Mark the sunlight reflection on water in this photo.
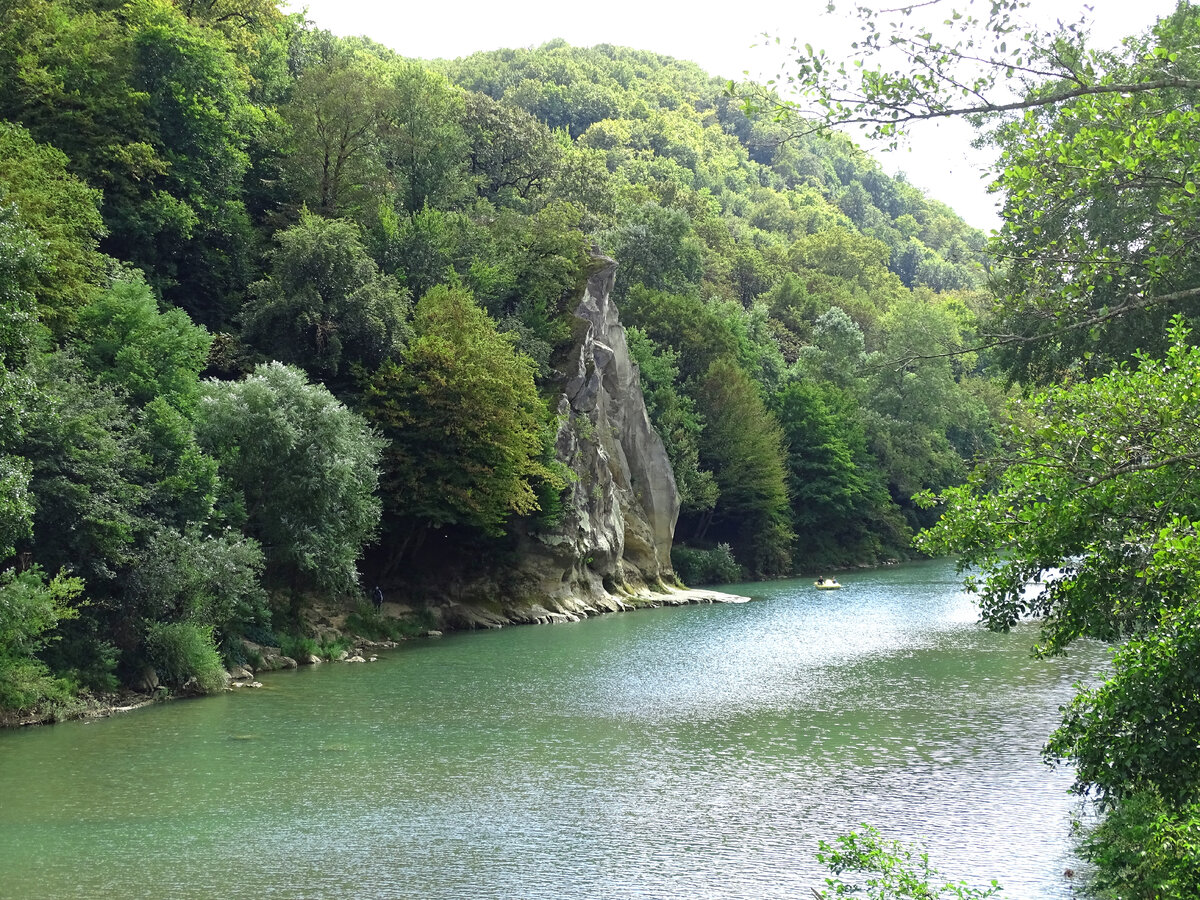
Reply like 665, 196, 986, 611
0, 558, 1109, 899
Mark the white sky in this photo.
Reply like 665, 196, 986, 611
286, 0, 1180, 231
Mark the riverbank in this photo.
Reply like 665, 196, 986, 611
3, 583, 752, 727
422, 584, 752, 630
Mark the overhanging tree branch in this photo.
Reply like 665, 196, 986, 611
760, 77, 1200, 133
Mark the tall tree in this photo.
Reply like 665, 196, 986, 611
362, 286, 565, 552
281, 40, 391, 218
383, 64, 471, 213
0, 199, 44, 560
241, 210, 410, 385
695, 357, 793, 575
462, 91, 562, 206
773, 379, 882, 566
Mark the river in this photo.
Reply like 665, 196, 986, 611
0, 559, 1109, 899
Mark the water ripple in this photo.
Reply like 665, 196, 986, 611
0, 559, 1109, 899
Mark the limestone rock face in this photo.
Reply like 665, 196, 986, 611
511, 257, 680, 609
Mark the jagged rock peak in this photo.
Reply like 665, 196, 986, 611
515, 255, 681, 607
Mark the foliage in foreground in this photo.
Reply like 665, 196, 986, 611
1082, 789, 1200, 900
815, 825, 1002, 900
917, 320, 1200, 883
779, 2, 1200, 893
920, 321, 1200, 802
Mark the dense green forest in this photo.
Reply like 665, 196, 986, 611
5, 0, 1200, 892
0, 0, 1002, 718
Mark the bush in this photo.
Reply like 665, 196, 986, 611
129, 527, 268, 637
143, 621, 227, 694
278, 633, 317, 661
672, 542, 742, 586
0, 566, 83, 711
40, 630, 119, 693
316, 635, 352, 660
1082, 789, 1200, 900
0, 656, 74, 712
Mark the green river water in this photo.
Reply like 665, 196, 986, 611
0, 559, 1110, 899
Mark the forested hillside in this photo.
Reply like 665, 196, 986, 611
0, 0, 1003, 713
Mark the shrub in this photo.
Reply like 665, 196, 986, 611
671, 542, 742, 586
278, 633, 317, 661
1082, 789, 1200, 900
316, 635, 352, 660
0, 566, 83, 711
129, 527, 268, 637
143, 621, 227, 694
0, 656, 74, 712
344, 601, 432, 641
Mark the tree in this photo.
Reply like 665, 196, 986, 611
599, 202, 704, 299
362, 286, 565, 547
0, 122, 107, 334
14, 321, 223, 688
984, 7, 1200, 379
774, 379, 877, 566
281, 40, 391, 218
128, 526, 267, 640
917, 323, 1200, 889
74, 278, 213, 410
241, 210, 410, 384
695, 357, 793, 575
919, 319, 1200, 804
866, 297, 973, 518
383, 64, 471, 213
195, 362, 384, 592
0, 198, 44, 558
764, 2, 1200, 371
18, 353, 151, 587
920, 319, 1200, 654
462, 91, 562, 205
619, 286, 740, 381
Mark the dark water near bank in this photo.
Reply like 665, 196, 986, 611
0, 559, 1108, 899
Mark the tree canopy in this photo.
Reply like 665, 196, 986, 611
363, 285, 564, 541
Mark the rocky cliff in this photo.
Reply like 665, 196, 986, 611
428, 257, 718, 628
526, 257, 679, 587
